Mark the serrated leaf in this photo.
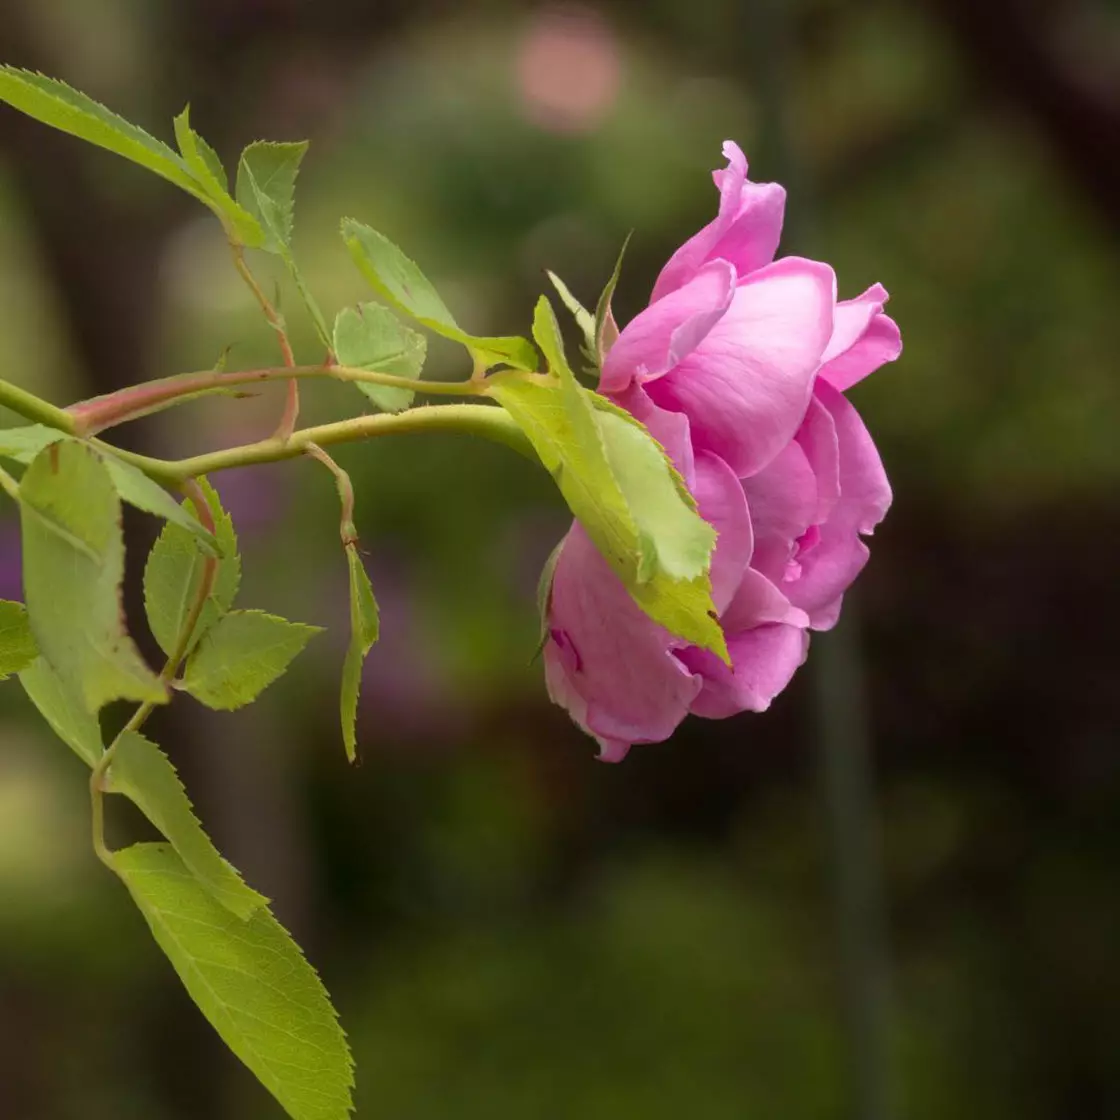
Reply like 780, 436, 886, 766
594, 233, 630, 366
237, 140, 332, 351
340, 548, 378, 762
0, 67, 206, 201
19, 441, 166, 710
20, 657, 103, 766
102, 457, 218, 553
108, 732, 266, 918
333, 303, 426, 413
235, 140, 305, 254
531, 538, 565, 664
0, 600, 37, 679
182, 610, 321, 710
112, 842, 354, 1120
0, 429, 217, 551
546, 270, 595, 354
173, 106, 265, 247
341, 218, 538, 372
144, 478, 240, 658
0, 424, 65, 462
486, 368, 726, 659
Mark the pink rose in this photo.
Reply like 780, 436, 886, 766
543, 141, 901, 761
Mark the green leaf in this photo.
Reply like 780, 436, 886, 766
182, 610, 321, 711
144, 478, 240, 658
486, 367, 726, 659
333, 303, 427, 413
237, 140, 332, 352
20, 657, 103, 766
0, 424, 65, 462
546, 270, 596, 361
19, 441, 166, 710
532, 538, 565, 663
0, 428, 216, 551
341, 218, 538, 372
102, 457, 218, 553
235, 140, 305, 254
112, 842, 354, 1120
173, 106, 265, 247
340, 548, 379, 762
108, 732, 266, 919
594, 232, 631, 365
0, 67, 206, 202
0, 600, 37, 679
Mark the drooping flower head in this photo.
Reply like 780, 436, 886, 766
543, 141, 901, 761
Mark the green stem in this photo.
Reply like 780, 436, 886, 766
104, 402, 534, 484
68, 364, 486, 434
0, 379, 78, 434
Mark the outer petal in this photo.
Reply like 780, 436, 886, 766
600, 260, 735, 394
652, 141, 786, 300
721, 567, 809, 632
784, 381, 891, 627
692, 451, 753, 613
741, 441, 818, 585
544, 523, 702, 747
680, 623, 809, 718
795, 395, 841, 524
647, 257, 836, 477
818, 283, 902, 392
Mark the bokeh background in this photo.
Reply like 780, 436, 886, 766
1, 1, 1118, 1117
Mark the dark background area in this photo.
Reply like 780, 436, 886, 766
0, 1, 1117, 1117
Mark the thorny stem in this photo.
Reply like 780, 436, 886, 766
90, 478, 219, 868
67, 363, 487, 435
230, 243, 300, 440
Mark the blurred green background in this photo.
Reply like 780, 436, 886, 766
1, 1, 1118, 1117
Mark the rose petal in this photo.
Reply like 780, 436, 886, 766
646, 256, 835, 477
651, 141, 786, 300
721, 566, 809, 632
784, 381, 891, 626
692, 451, 753, 612
600, 259, 736, 394
819, 284, 902, 392
795, 394, 841, 523
680, 623, 809, 718
544, 523, 702, 746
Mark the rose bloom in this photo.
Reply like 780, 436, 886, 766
543, 142, 901, 761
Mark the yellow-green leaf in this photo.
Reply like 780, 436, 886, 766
108, 732, 266, 919
19, 441, 166, 710
182, 610, 321, 710
113, 843, 354, 1120
340, 547, 379, 762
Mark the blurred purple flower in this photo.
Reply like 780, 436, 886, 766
543, 141, 901, 761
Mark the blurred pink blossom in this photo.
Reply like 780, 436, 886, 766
515, 5, 620, 134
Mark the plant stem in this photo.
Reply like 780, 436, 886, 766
305, 442, 358, 545
67, 363, 486, 435
0, 379, 78, 434
100, 402, 534, 484
230, 243, 300, 440
90, 478, 218, 869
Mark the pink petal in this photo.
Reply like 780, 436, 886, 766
646, 257, 836, 477
651, 141, 786, 300
721, 567, 809, 632
794, 394, 841, 523
819, 284, 902, 392
784, 381, 891, 626
680, 623, 810, 719
544, 523, 702, 747
600, 259, 736, 394
692, 451, 753, 613
740, 441, 817, 584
